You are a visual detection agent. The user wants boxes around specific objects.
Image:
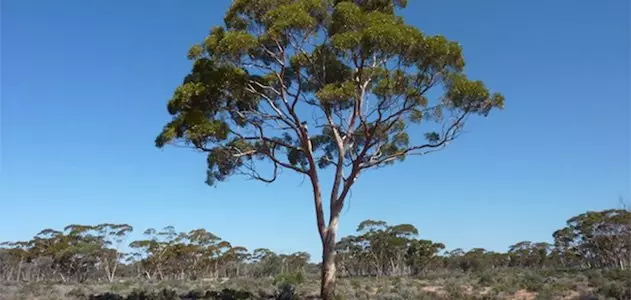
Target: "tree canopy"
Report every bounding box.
[156,0,503,187]
[155,0,504,298]
[1,208,629,283]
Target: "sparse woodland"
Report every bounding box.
[2,0,628,299]
[1,208,630,299]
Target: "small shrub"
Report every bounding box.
[534,288,556,300]
[444,281,468,299]
[521,273,545,292]
[275,283,297,300]
[375,292,406,300]
[491,282,519,295]
[478,272,495,286]
[572,294,600,300]
[601,268,631,282]
[273,272,305,287]
[89,292,125,300]
[596,281,631,300]
[181,289,208,299]
[109,281,135,293]
[208,288,254,300]
[66,287,87,299]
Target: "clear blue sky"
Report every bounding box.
[1,0,629,258]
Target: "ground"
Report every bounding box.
[0,269,629,300]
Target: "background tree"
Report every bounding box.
[507,241,551,269]
[0,207,628,283]
[406,239,445,275]
[553,209,631,269]
[93,224,133,282]
[155,0,503,298]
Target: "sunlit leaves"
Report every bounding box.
[329,2,363,37]
[410,35,464,74]
[157,0,504,187]
[552,209,631,269]
[340,219,427,276]
[444,74,505,115]
[316,81,356,104]
[263,2,318,38]
[187,44,204,60]
[330,2,417,57]
[334,0,408,14]
[203,27,258,62]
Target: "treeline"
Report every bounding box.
[0,224,312,283]
[0,209,629,283]
[336,208,631,277]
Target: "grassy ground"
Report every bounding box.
[0,269,629,300]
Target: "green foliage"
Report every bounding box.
[596,281,631,300]
[66,287,88,299]
[273,272,305,287]
[4,208,628,299]
[155,4,505,297]
[586,268,631,299]
[156,0,503,187]
[520,272,545,292]
[0,268,626,300]
[553,209,631,269]
[109,281,135,293]
[478,271,495,286]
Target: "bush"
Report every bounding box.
[444,281,468,299]
[273,272,305,287]
[89,292,125,300]
[478,272,495,286]
[66,287,87,299]
[601,268,631,282]
[375,292,406,300]
[596,281,631,300]
[571,293,599,300]
[272,272,304,300]
[521,272,545,292]
[208,288,254,300]
[275,283,297,300]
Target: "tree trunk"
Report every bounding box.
[320,228,337,300]
[109,262,117,282]
[16,257,23,281]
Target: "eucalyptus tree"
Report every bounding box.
[93,224,134,282]
[185,228,223,279]
[336,235,368,276]
[250,248,282,277]
[507,241,551,269]
[280,251,311,274]
[553,209,631,269]
[406,239,444,275]
[0,241,31,281]
[129,226,179,280]
[155,0,503,297]
[335,220,443,276]
[222,246,250,277]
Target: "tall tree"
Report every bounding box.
[553,209,631,269]
[94,224,134,282]
[155,0,503,297]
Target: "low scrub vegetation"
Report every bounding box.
[1,268,629,299]
[1,208,629,299]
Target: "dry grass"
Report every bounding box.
[0,269,628,299]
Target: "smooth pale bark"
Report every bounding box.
[320,214,340,300]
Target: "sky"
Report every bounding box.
[1,0,629,259]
